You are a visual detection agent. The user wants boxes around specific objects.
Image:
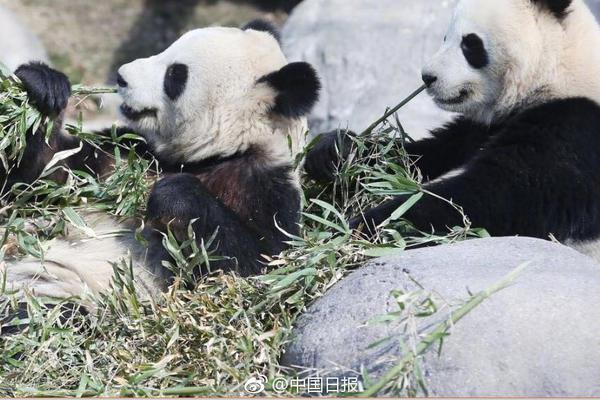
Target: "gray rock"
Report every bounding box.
[588,0,600,18]
[0,5,48,71]
[282,237,600,396]
[283,0,600,138]
[282,0,457,139]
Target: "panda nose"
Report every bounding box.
[422,73,438,87]
[116,72,128,88]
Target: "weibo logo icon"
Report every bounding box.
[244,374,268,394]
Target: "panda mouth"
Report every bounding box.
[120,103,158,121]
[436,89,471,105]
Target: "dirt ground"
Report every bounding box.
[0,0,292,83]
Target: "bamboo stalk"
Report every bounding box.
[72,86,118,96]
[360,84,427,136]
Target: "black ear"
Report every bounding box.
[531,0,572,19]
[258,62,321,118]
[243,19,281,43]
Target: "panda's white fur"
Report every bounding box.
[119,27,307,168]
[423,0,600,124]
[1,215,147,302]
[2,24,320,307]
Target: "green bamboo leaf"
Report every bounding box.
[40,142,83,177]
[362,246,403,258]
[302,212,347,234]
[62,207,96,238]
[387,192,424,222]
[269,268,317,293]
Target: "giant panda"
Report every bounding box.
[305,0,600,260]
[1,21,320,303]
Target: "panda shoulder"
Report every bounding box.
[430,116,487,139]
[510,98,600,129]
[486,98,600,154]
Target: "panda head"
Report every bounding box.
[422,0,600,124]
[116,21,320,164]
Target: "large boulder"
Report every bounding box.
[282,0,600,138]
[282,237,600,396]
[0,5,48,71]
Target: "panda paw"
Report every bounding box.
[349,212,379,239]
[15,62,71,117]
[146,174,209,226]
[304,130,353,183]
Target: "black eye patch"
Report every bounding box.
[461,33,489,69]
[164,63,188,101]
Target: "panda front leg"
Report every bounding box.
[350,142,589,240]
[3,62,145,191]
[305,117,490,184]
[143,174,266,280]
[1,63,72,190]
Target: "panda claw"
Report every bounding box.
[15,62,71,117]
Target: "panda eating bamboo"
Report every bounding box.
[306,0,600,261]
[1,21,320,302]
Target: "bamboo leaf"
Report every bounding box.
[40,142,83,177]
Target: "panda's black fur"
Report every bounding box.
[532,0,572,19]
[306,97,600,244]
[163,63,189,101]
[258,62,322,118]
[4,23,319,283]
[243,19,281,43]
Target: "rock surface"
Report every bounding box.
[283,0,600,138]
[282,237,600,396]
[588,0,600,17]
[0,4,48,71]
[282,0,457,138]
